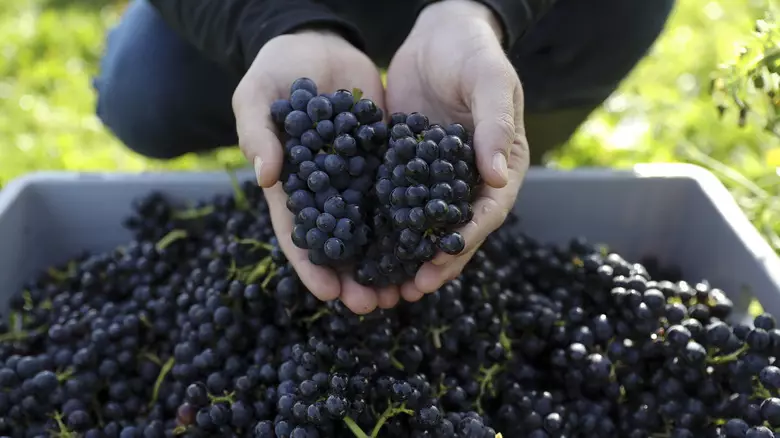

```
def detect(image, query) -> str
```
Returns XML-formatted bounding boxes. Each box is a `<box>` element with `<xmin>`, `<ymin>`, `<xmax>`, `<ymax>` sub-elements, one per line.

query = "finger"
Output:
<box><xmin>416</xmin><ymin>245</ymin><xmax>480</xmax><ymax>293</ymax></box>
<box><xmin>233</xmin><ymin>76</ymin><xmax>285</xmax><ymax>188</ymax></box>
<box><xmin>338</xmin><ymin>272</ymin><xmax>379</xmax><ymax>315</ymax></box>
<box><xmin>377</xmin><ymin>286</ymin><xmax>401</xmax><ymax>309</ymax></box>
<box><xmin>400</xmin><ymin>281</ymin><xmax>425</xmax><ymax>302</ymax></box>
<box><xmin>264</xmin><ymin>183</ymin><xmax>341</xmax><ymax>301</ymax></box>
<box><xmin>466</xmin><ymin>55</ymin><xmax>523</xmax><ymax>189</ymax></box>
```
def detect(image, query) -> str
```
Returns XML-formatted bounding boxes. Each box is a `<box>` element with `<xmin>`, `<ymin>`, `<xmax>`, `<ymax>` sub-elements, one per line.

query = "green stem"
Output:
<box><xmin>260</xmin><ymin>270</ymin><xmax>277</xmax><ymax>290</ymax></box>
<box><xmin>50</xmin><ymin>411</ymin><xmax>75</xmax><ymax>438</ymax></box>
<box><xmin>56</xmin><ymin>367</ymin><xmax>75</xmax><ymax>383</ymax></box>
<box><xmin>155</xmin><ymin>229</ymin><xmax>188</xmax><ymax>251</ymax></box>
<box><xmin>139</xmin><ymin>314</ymin><xmax>153</xmax><ymax>329</ymax></box>
<box><xmin>499</xmin><ymin>314</ymin><xmax>514</xmax><ymax>360</ymax></box>
<box><xmin>244</xmin><ymin>256</ymin><xmax>274</xmax><ymax>284</ymax></box>
<box><xmin>208</xmin><ymin>391</ymin><xmax>236</xmax><ymax>404</ymax></box>
<box><xmin>228</xmin><ymin>169</ymin><xmax>249</xmax><ymax>211</ymax></box>
<box><xmin>22</xmin><ymin>290</ymin><xmax>33</xmax><ymax>311</ymax></box>
<box><xmin>343</xmin><ymin>416</ymin><xmax>370</xmax><ymax>438</ymax></box>
<box><xmin>706</xmin><ymin>343</ymin><xmax>750</xmax><ymax>364</ymax></box>
<box><xmin>142</xmin><ymin>352</ymin><xmax>163</xmax><ymax>367</ymax></box>
<box><xmin>236</xmin><ymin>238</ymin><xmax>274</xmax><ymax>252</ymax></box>
<box><xmin>0</xmin><ymin>326</ymin><xmax>47</xmax><ymax>343</ymax></box>
<box><xmin>370</xmin><ymin>403</ymin><xmax>414</xmax><ymax>437</ymax></box>
<box><xmin>389</xmin><ymin>356</ymin><xmax>404</xmax><ymax>371</ymax></box>
<box><xmin>475</xmin><ymin>364</ymin><xmax>504</xmax><ymax>415</ymax></box>
<box><xmin>428</xmin><ymin>326</ymin><xmax>449</xmax><ymax>350</ymax></box>
<box><xmin>149</xmin><ymin>357</ymin><xmax>175</xmax><ymax>408</ymax></box>
<box><xmin>172</xmin><ymin>205</ymin><xmax>215</xmax><ymax>220</ymax></box>
<box><xmin>351</xmin><ymin>88</ymin><xmax>364</xmax><ymax>103</ymax></box>
<box><xmin>303</xmin><ymin>308</ymin><xmax>331</xmax><ymax>326</ymax></box>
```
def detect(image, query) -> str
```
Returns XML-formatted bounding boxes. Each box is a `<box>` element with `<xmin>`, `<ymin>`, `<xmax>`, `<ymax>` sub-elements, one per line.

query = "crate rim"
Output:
<box><xmin>1</xmin><ymin>163</ymin><xmax>778</xmax><ymax>287</ymax></box>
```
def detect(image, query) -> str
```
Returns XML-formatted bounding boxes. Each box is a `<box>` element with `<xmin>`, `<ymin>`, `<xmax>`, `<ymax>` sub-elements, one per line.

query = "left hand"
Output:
<box><xmin>384</xmin><ymin>0</ymin><xmax>530</xmax><ymax>302</ymax></box>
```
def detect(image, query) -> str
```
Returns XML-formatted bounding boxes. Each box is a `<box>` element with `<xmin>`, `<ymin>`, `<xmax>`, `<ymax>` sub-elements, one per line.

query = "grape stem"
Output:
<box><xmin>475</xmin><ymin>363</ymin><xmax>504</xmax><ymax>415</ymax></box>
<box><xmin>56</xmin><ymin>367</ymin><xmax>75</xmax><ymax>383</ymax></box>
<box><xmin>208</xmin><ymin>391</ymin><xmax>236</xmax><ymax>404</ymax></box>
<box><xmin>244</xmin><ymin>256</ymin><xmax>274</xmax><ymax>284</ymax></box>
<box><xmin>343</xmin><ymin>402</ymin><xmax>414</xmax><ymax>438</ymax></box>
<box><xmin>343</xmin><ymin>416</ymin><xmax>369</xmax><ymax>438</ymax></box>
<box><xmin>155</xmin><ymin>229</ymin><xmax>188</xmax><ymax>251</ymax></box>
<box><xmin>706</xmin><ymin>343</ymin><xmax>750</xmax><ymax>364</ymax></box>
<box><xmin>302</xmin><ymin>307</ymin><xmax>331</xmax><ymax>326</ymax></box>
<box><xmin>236</xmin><ymin>238</ymin><xmax>274</xmax><ymax>253</ymax></box>
<box><xmin>370</xmin><ymin>403</ymin><xmax>414</xmax><ymax>437</ymax></box>
<box><xmin>0</xmin><ymin>325</ymin><xmax>47</xmax><ymax>343</ymax></box>
<box><xmin>227</xmin><ymin>169</ymin><xmax>249</xmax><ymax>211</ymax></box>
<box><xmin>149</xmin><ymin>357</ymin><xmax>175</xmax><ymax>408</ymax></box>
<box><xmin>49</xmin><ymin>411</ymin><xmax>75</xmax><ymax>438</ymax></box>
<box><xmin>171</xmin><ymin>205</ymin><xmax>214</xmax><ymax>220</ymax></box>
<box><xmin>428</xmin><ymin>325</ymin><xmax>449</xmax><ymax>350</ymax></box>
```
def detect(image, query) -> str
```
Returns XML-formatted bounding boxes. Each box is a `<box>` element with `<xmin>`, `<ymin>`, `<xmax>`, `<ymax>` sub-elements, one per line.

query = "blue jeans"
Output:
<box><xmin>94</xmin><ymin>0</ymin><xmax>675</xmax><ymax>163</ymax></box>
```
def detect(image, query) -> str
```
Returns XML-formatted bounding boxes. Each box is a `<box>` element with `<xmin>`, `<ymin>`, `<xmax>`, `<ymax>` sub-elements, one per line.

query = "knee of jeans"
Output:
<box><xmin>95</xmin><ymin>79</ymin><xmax>188</xmax><ymax>160</ymax></box>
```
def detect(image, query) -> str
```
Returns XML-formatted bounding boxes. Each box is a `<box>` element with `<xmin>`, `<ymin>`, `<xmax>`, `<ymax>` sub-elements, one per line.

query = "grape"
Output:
<box><xmin>306</xmin><ymin>95</ymin><xmax>333</xmax><ymax>122</ymax></box>
<box><xmin>290</xmin><ymin>89</ymin><xmax>314</xmax><ymax>112</ymax></box>
<box><xmin>285</xmin><ymin>110</ymin><xmax>313</xmax><ymax>137</ymax></box>
<box><xmin>270</xmin><ymin>99</ymin><xmax>293</xmax><ymax>125</ymax></box>
<box><xmin>291</xmin><ymin>77</ymin><xmax>318</xmax><ymax>95</ymax></box>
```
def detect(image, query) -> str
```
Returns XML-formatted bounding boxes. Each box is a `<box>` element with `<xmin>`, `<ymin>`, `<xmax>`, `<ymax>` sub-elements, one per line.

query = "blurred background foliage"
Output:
<box><xmin>0</xmin><ymin>0</ymin><xmax>777</xmax><ymax>248</ymax></box>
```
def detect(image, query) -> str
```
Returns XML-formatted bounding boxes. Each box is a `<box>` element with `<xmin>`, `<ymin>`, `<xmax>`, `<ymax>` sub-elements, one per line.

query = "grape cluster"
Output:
<box><xmin>2</xmin><ymin>177</ymin><xmax>780</xmax><ymax>438</ymax></box>
<box><xmin>271</xmin><ymin>78</ymin><xmax>386</xmax><ymax>267</ymax></box>
<box><xmin>270</xmin><ymin>78</ymin><xmax>481</xmax><ymax>285</ymax></box>
<box><xmin>355</xmin><ymin>112</ymin><xmax>478</xmax><ymax>286</ymax></box>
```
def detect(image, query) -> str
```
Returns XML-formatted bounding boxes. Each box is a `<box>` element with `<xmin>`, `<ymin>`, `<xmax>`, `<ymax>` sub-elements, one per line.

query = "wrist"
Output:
<box><xmin>418</xmin><ymin>0</ymin><xmax>504</xmax><ymax>44</ymax></box>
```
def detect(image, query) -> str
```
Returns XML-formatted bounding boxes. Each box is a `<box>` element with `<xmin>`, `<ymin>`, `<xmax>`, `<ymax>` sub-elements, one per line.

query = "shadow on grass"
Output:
<box><xmin>39</xmin><ymin>0</ymin><xmax>127</xmax><ymax>12</ymax></box>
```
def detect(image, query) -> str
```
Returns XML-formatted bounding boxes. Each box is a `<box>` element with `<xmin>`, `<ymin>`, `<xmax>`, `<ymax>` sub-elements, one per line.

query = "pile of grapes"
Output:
<box><xmin>1</xmin><ymin>80</ymin><xmax>779</xmax><ymax>438</ymax></box>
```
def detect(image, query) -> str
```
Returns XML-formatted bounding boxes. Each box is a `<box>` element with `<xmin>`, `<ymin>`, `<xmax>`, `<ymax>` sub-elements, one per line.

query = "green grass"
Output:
<box><xmin>0</xmin><ymin>0</ymin><xmax>777</xmax><ymax>251</ymax></box>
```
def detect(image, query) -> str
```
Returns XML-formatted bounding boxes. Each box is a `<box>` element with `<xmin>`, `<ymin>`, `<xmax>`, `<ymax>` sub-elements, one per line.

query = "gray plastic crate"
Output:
<box><xmin>1</xmin><ymin>164</ymin><xmax>779</xmax><ymax>321</ymax></box>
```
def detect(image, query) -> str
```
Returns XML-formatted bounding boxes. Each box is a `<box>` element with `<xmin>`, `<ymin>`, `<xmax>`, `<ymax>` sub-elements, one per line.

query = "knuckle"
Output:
<box><xmin>231</xmin><ymin>80</ymin><xmax>249</xmax><ymax>112</ymax></box>
<box><xmin>509</xmin><ymin>135</ymin><xmax>530</xmax><ymax>173</ymax></box>
<box><xmin>493</xmin><ymin>111</ymin><xmax>516</xmax><ymax>145</ymax></box>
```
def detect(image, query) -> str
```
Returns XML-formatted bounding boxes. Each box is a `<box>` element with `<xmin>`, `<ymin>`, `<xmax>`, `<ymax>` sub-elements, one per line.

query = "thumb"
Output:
<box><xmin>466</xmin><ymin>53</ymin><xmax>523</xmax><ymax>189</ymax></box>
<box><xmin>232</xmin><ymin>75</ymin><xmax>285</xmax><ymax>189</ymax></box>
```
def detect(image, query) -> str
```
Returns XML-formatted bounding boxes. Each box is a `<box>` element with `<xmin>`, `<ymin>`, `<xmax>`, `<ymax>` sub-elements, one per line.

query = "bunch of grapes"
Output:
<box><xmin>270</xmin><ymin>78</ymin><xmax>482</xmax><ymax>285</ymax></box>
<box><xmin>271</xmin><ymin>78</ymin><xmax>386</xmax><ymax>266</ymax></box>
<box><xmin>355</xmin><ymin>112</ymin><xmax>478</xmax><ymax>287</ymax></box>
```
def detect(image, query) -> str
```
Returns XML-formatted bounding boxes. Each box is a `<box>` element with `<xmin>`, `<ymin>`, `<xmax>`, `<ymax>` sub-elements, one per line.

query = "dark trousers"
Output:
<box><xmin>93</xmin><ymin>0</ymin><xmax>675</xmax><ymax>165</ymax></box>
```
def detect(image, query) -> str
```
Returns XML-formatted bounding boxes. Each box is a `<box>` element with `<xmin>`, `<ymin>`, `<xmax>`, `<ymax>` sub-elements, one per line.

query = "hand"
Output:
<box><xmin>232</xmin><ymin>30</ymin><xmax>390</xmax><ymax>315</ymax></box>
<box><xmin>385</xmin><ymin>0</ymin><xmax>530</xmax><ymax>301</ymax></box>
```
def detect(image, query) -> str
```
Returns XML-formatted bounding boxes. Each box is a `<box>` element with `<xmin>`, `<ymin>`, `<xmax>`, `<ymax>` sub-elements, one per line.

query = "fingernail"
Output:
<box><xmin>253</xmin><ymin>156</ymin><xmax>263</xmax><ymax>186</ymax></box>
<box><xmin>492</xmin><ymin>152</ymin><xmax>509</xmax><ymax>182</ymax></box>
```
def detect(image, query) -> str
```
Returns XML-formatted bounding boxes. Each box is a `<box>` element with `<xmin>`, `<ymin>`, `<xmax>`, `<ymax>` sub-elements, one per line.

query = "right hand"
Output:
<box><xmin>232</xmin><ymin>30</ymin><xmax>393</xmax><ymax>315</ymax></box>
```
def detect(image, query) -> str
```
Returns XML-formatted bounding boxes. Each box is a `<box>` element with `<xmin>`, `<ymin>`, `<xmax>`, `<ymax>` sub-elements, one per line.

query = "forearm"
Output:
<box><xmin>147</xmin><ymin>0</ymin><xmax>366</xmax><ymax>75</ymax></box>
